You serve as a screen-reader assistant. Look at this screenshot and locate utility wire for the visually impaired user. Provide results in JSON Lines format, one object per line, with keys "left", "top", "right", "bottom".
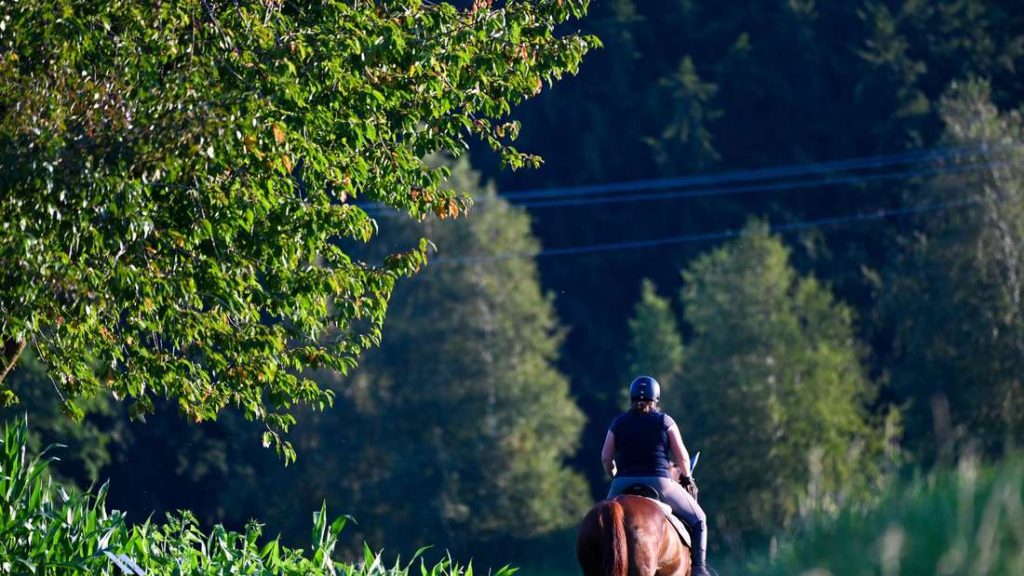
{"left": 357, "top": 143, "right": 1021, "bottom": 215}
{"left": 498, "top": 143, "right": 1011, "bottom": 201}
{"left": 432, "top": 193, "right": 1003, "bottom": 264}
{"left": 509, "top": 157, "right": 1019, "bottom": 209}
{"left": 360, "top": 145, "right": 1021, "bottom": 216}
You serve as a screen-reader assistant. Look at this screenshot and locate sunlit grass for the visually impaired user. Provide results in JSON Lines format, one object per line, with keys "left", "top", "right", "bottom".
{"left": 0, "top": 417, "right": 514, "bottom": 575}
{"left": 728, "top": 454, "right": 1024, "bottom": 576}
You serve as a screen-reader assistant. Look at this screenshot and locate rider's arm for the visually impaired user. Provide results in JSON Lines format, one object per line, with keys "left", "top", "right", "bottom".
{"left": 601, "top": 430, "right": 617, "bottom": 477}
{"left": 667, "top": 423, "right": 692, "bottom": 478}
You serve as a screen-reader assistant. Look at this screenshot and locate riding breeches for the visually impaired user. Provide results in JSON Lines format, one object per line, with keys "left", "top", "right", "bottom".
{"left": 607, "top": 476, "right": 709, "bottom": 569}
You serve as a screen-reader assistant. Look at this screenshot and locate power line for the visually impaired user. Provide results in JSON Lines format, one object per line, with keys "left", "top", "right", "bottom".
{"left": 497, "top": 143, "right": 1009, "bottom": 202}
{"left": 509, "top": 157, "right": 1018, "bottom": 209}
{"left": 360, "top": 145, "right": 1021, "bottom": 216}
{"left": 432, "top": 193, "right": 998, "bottom": 264}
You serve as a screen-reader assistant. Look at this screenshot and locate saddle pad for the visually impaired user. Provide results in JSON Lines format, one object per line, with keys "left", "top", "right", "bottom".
{"left": 653, "top": 500, "right": 692, "bottom": 548}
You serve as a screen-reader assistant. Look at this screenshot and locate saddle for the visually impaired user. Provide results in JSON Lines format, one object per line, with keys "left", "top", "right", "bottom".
{"left": 620, "top": 484, "right": 692, "bottom": 548}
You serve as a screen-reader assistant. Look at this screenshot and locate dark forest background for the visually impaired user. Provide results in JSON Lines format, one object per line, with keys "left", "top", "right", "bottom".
{"left": 6, "top": 0, "right": 1024, "bottom": 571}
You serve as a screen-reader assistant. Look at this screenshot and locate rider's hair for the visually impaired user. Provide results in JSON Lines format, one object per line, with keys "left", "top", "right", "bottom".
{"left": 631, "top": 399, "right": 659, "bottom": 414}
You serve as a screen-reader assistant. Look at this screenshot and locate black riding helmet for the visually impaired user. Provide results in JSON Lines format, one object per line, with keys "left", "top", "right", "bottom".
{"left": 629, "top": 375, "right": 660, "bottom": 403}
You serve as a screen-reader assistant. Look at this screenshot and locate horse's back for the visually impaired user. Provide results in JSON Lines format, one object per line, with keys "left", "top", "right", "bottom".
{"left": 577, "top": 495, "right": 690, "bottom": 576}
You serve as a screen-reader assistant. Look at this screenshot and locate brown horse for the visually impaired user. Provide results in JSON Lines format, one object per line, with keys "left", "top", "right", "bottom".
{"left": 576, "top": 494, "right": 691, "bottom": 576}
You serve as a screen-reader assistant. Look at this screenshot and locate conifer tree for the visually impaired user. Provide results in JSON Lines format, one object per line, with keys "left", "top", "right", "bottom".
{"left": 230, "top": 157, "right": 588, "bottom": 555}
{"left": 648, "top": 56, "right": 721, "bottom": 173}
{"left": 625, "top": 280, "right": 685, "bottom": 403}
{"left": 679, "top": 222, "right": 882, "bottom": 540}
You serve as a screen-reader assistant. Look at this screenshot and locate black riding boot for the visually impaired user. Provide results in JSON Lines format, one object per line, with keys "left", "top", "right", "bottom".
{"left": 691, "top": 565, "right": 712, "bottom": 576}
{"left": 689, "top": 516, "right": 711, "bottom": 576}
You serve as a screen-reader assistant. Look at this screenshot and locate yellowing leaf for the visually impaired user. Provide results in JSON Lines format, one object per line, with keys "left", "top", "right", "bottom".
{"left": 272, "top": 123, "right": 286, "bottom": 144}
{"left": 433, "top": 199, "right": 461, "bottom": 220}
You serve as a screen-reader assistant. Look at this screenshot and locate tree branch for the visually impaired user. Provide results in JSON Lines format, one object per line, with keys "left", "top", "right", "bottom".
{"left": 0, "top": 338, "right": 26, "bottom": 385}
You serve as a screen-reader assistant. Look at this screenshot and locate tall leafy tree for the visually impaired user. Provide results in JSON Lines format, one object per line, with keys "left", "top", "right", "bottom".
{"left": 885, "top": 79, "right": 1024, "bottom": 460}
{"left": 220, "top": 158, "right": 588, "bottom": 555}
{"left": 679, "top": 222, "right": 883, "bottom": 541}
{"left": 0, "top": 0, "right": 595, "bottom": 459}
{"left": 625, "top": 279, "right": 684, "bottom": 395}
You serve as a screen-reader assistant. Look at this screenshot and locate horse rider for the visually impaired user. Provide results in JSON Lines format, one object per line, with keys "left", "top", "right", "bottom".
{"left": 602, "top": 375, "right": 711, "bottom": 576}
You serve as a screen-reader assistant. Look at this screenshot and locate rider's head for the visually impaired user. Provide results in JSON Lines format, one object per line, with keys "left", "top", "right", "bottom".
{"left": 629, "top": 375, "right": 661, "bottom": 414}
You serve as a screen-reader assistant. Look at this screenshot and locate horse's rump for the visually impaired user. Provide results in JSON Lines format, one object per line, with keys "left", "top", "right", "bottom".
{"left": 577, "top": 495, "right": 691, "bottom": 576}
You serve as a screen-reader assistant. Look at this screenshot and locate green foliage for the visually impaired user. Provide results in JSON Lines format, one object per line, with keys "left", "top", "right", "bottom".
{"left": 727, "top": 455, "right": 1024, "bottom": 576}
{"left": 0, "top": 351, "right": 121, "bottom": 484}
{"left": 220, "top": 157, "right": 588, "bottom": 556}
{"left": 0, "top": 0, "right": 595, "bottom": 460}
{"left": 647, "top": 56, "right": 720, "bottom": 173}
{"left": 364, "top": 158, "right": 589, "bottom": 545}
{"left": 497, "top": 2, "right": 1024, "bottom": 500}
{"left": 625, "top": 279, "right": 684, "bottom": 394}
{"left": 678, "top": 221, "right": 887, "bottom": 540}
{"left": 5, "top": 0, "right": 1024, "bottom": 562}
{"left": 0, "top": 417, "right": 515, "bottom": 575}
{"left": 886, "top": 79, "right": 1024, "bottom": 460}
{"left": 856, "top": 0, "right": 1024, "bottom": 145}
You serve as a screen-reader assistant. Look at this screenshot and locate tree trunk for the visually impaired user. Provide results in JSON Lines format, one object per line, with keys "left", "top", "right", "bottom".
{"left": 0, "top": 338, "right": 26, "bottom": 385}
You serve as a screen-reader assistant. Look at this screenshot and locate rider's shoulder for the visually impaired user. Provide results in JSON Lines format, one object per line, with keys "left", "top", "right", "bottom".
{"left": 608, "top": 411, "right": 626, "bottom": 429}
{"left": 659, "top": 411, "right": 678, "bottom": 429}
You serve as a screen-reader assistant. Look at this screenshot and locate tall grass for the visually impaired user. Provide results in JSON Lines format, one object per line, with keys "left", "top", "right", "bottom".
{"left": 727, "top": 455, "right": 1024, "bottom": 576}
{"left": 0, "top": 417, "right": 514, "bottom": 575}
